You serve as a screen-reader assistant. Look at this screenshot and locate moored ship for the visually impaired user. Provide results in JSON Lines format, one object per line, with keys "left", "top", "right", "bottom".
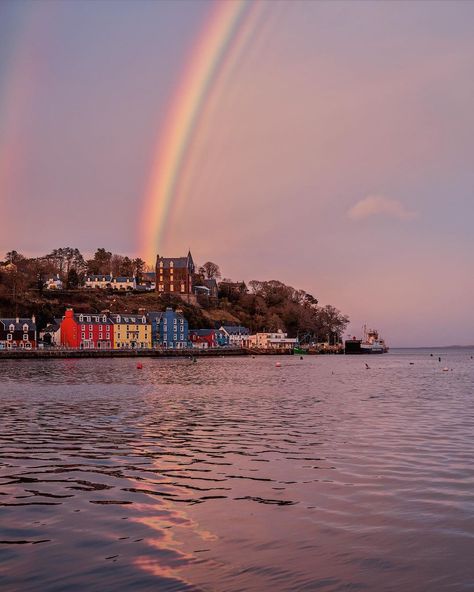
{"left": 345, "top": 326, "right": 388, "bottom": 354}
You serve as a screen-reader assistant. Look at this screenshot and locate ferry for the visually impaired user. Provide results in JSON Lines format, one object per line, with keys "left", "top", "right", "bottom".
{"left": 345, "top": 326, "right": 388, "bottom": 354}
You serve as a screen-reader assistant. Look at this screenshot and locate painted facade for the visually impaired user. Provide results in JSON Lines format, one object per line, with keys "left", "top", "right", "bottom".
{"left": 60, "top": 309, "right": 113, "bottom": 349}
{"left": 110, "top": 313, "right": 151, "bottom": 349}
{"left": 189, "top": 329, "right": 217, "bottom": 349}
{"left": 219, "top": 325, "right": 250, "bottom": 347}
{"left": 148, "top": 308, "right": 188, "bottom": 349}
{"left": 245, "top": 330, "right": 298, "bottom": 350}
{"left": 0, "top": 317, "right": 37, "bottom": 349}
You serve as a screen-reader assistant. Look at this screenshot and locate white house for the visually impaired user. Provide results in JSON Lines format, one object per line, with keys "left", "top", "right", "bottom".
{"left": 84, "top": 275, "right": 136, "bottom": 290}
{"left": 45, "top": 275, "right": 63, "bottom": 290}
{"left": 39, "top": 321, "right": 61, "bottom": 346}
{"left": 245, "top": 330, "right": 298, "bottom": 351}
{"left": 219, "top": 325, "right": 250, "bottom": 347}
{"left": 85, "top": 274, "right": 113, "bottom": 289}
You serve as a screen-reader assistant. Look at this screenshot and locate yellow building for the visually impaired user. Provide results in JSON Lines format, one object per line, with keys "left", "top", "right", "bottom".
{"left": 110, "top": 313, "right": 152, "bottom": 349}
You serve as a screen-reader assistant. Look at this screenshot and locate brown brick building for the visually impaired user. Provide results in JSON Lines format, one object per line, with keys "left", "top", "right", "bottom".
{"left": 155, "top": 251, "right": 195, "bottom": 295}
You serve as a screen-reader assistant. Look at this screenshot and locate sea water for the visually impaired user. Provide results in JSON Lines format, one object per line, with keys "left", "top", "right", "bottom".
{"left": 0, "top": 350, "right": 473, "bottom": 591}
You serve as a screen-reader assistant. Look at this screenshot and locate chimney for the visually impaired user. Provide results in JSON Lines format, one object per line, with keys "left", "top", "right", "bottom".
{"left": 31, "top": 314, "right": 36, "bottom": 324}
{"left": 16, "top": 316, "right": 19, "bottom": 324}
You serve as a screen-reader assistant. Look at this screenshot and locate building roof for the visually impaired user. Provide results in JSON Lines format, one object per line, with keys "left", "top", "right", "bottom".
{"left": 86, "top": 275, "right": 112, "bottom": 282}
{"left": 156, "top": 250, "right": 194, "bottom": 270}
{"left": 189, "top": 329, "right": 216, "bottom": 337}
{"left": 220, "top": 325, "right": 250, "bottom": 335}
{"left": 203, "top": 278, "right": 218, "bottom": 290}
{"left": 74, "top": 313, "right": 113, "bottom": 325}
{"left": 112, "top": 277, "right": 135, "bottom": 283}
{"left": 109, "top": 314, "right": 147, "bottom": 325}
{"left": 0, "top": 318, "right": 36, "bottom": 330}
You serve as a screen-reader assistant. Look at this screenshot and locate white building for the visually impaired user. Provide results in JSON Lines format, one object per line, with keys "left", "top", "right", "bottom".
{"left": 245, "top": 330, "right": 298, "bottom": 350}
{"left": 39, "top": 321, "right": 61, "bottom": 346}
{"left": 219, "top": 325, "right": 250, "bottom": 347}
{"left": 45, "top": 275, "right": 63, "bottom": 290}
{"left": 84, "top": 275, "right": 136, "bottom": 290}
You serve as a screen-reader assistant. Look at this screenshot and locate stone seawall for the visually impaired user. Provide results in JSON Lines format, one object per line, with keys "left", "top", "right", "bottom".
{"left": 0, "top": 348, "right": 295, "bottom": 360}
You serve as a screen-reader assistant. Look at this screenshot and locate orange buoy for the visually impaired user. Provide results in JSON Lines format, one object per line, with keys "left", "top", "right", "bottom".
{"left": 276, "top": 362, "right": 281, "bottom": 368}
{"left": 137, "top": 362, "right": 143, "bottom": 369}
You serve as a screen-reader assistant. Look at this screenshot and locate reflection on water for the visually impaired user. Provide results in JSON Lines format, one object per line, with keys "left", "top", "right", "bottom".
{"left": 1, "top": 351, "right": 474, "bottom": 591}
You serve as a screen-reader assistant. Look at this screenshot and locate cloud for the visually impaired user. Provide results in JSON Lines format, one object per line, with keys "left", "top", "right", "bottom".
{"left": 347, "top": 195, "right": 417, "bottom": 221}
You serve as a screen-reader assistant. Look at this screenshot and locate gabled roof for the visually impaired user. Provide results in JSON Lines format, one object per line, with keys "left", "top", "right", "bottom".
{"left": 86, "top": 275, "right": 112, "bottom": 282}
{"left": 220, "top": 325, "right": 250, "bottom": 335}
{"left": 0, "top": 318, "right": 36, "bottom": 330}
{"left": 189, "top": 329, "right": 216, "bottom": 337}
{"left": 109, "top": 314, "right": 147, "bottom": 325}
{"left": 75, "top": 313, "right": 113, "bottom": 325}
{"left": 156, "top": 250, "right": 194, "bottom": 270}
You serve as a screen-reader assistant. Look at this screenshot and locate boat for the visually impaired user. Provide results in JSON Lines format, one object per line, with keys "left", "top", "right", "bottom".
{"left": 344, "top": 326, "right": 388, "bottom": 354}
{"left": 360, "top": 326, "right": 388, "bottom": 354}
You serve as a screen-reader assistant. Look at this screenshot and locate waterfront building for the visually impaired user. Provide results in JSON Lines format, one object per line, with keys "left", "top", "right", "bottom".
{"left": 60, "top": 309, "right": 113, "bottom": 349}
{"left": 148, "top": 308, "right": 188, "bottom": 349}
{"left": 155, "top": 251, "right": 195, "bottom": 295}
{"left": 189, "top": 329, "right": 218, "bottom": 349}
{"left": 109, "top": 313, "right": 151, "bottom": 349}
{"left": 0, "top": 316, "right": 37, "bottom": 349}
{"left": 219, "top": 325, "right": 250, "bottom": 347}
{"left": 245, "top": 330, "right": 298, "bottom": 350}
{"left": 39, "top": 320, "right": 61, "bottom": 346}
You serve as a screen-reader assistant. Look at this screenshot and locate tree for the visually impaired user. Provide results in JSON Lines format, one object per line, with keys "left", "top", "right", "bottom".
{"left": 198, "top": 261, "right": 221, "bottom": 280}
{"left": 119, "top": 256, "right": 134, "bottom": 277}
{"left": 133, "top": 258, "right": 146, "bottom": 282}
{"left": 66, "top": 268, "right": 79, "bottom": 289}
{"left": 4, "top": 250, "right": 25, "bottom": 265}
{"left": 87, "top": 248, "right": 112, "bottom": 275}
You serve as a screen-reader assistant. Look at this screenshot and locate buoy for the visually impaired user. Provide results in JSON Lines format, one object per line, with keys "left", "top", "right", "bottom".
{"left": 276, "top": 362, "right": 281, "bottom": 367}
{"left": 136, "top": 362, "right": 143, "bottom": 369}
{"left": 443, "top": 367, "right": 449, "bottom": 372}
{"left": 300, "top": 356, "right": 304, "bottom": 360}
{"left": 365, "top": 363, "right": 370, "bottom": 369}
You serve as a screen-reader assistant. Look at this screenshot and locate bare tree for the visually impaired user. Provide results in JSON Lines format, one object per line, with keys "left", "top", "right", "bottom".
{"left": 198, "top": 261, "right": 221, "bottom": 280}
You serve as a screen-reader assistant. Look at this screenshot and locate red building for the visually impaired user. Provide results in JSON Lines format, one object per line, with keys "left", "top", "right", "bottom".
{"left": 61, "top": 309, "right": 113, "bottom": 349}
{"left": 189, "top": 329, "right": 217, "bottom": 349}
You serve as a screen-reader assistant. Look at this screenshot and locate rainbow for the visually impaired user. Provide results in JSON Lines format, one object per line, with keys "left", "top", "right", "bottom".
{"left": 139, "top": 0, "right": 267, "bottom": 264}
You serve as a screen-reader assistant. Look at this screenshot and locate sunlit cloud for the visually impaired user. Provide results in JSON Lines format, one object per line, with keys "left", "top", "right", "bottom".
{"left": 348, "top": 195, "right": 417, "bottom": 221}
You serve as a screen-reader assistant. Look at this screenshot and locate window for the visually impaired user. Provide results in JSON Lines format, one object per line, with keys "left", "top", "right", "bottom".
{"left": 81, "top": 332, "right": 85, "bottom": 339}
{"left": 170, "top": 284, "right": 174, "bottom": 291}
{"left": 79, "top": 315, "right": 84, "bottom": 322}
{"left": 99, "top": 333, "right": 103, "bottom": 339}
{"left": 170, "top": 261, "right": 173, "bottom": 267}
{"left": 159, "top": 261, "right": 163, "bottom": 267}
{"left": 173, "top": 319, "right": 177, "bottom": 325}
{"left": 9, "top": 324, "right": 14, "bottom": 332}
{"left": 99, "top": 325, "right": 103, "bottom": 331}
{"left": 23, "top": 324, "right": 29, "bottom": 332}
{"left": 23, "top": 334, "right": 28, "bottom": 341}
{"left": 89, "top": 325, "right": 93, "bottom": 331}
{"left": 7, "top": 334, "right": 12, "bottom": 341}
{"left": 87, "top": 316, "right": 91, "bottom": 322}
{"left": 103, "top": 315, "right": 107, "bottom": 322}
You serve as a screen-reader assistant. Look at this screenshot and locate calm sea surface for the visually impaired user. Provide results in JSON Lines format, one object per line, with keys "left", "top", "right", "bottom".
{"left": 0, "top": 350, "right": 473, "bottom": 591}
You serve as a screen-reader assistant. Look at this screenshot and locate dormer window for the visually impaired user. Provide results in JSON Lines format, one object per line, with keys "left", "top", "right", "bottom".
{"left": 23, "top": 324, "right": 28, "bottom": 332}
{"left": 87, "top": 316, "right": 91, "bottom": 322}
{"left": 142, "top": 316, "right": 146, "bottom": 323}
{"left": 102, "top": 315, "right": 106, "bottom": 322}
{"left": 159, "top": 261, "right": 163, "bottom": 267}
{"left": 116, "top": 315, "right": 121, "bottom": 323}
{"left": 9, "top": 324, "right": 14, "bottom": 332}
{"left": 170, "top": 261, "right": 173, "bottom": 267}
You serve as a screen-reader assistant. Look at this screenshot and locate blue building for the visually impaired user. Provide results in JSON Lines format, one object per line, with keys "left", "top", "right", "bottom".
{"left": 148, "top": 308, "right": 189, "bottom": 349}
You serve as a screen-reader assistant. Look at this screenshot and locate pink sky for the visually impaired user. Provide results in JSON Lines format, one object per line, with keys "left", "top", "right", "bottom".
{"left": 0, "top": 0, "right": 473, "bottom": 346}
